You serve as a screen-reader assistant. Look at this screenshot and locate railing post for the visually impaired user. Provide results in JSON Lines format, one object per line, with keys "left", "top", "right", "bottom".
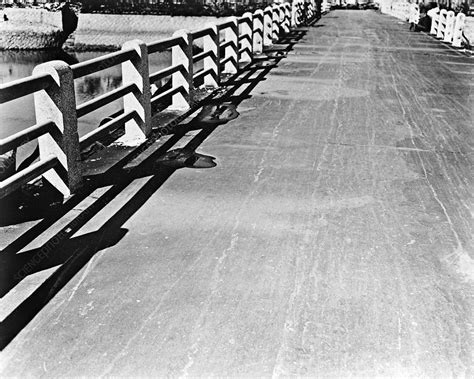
{"left": 430, "top": 8, "right": 439, "bottom": 35}
{"left": 437, "top": 9, "right": 447, "bottom": 39}
{"left": 443, "top": 11, "right": 455, "bottom": 43}
{"left": 272, "top": 5, "right": 280, "bottom": 41}
{"left": 240, "top": 12, "right": 253, "bottom": 64}
{"left": 306, "top": 0, "right": 313, "bottom": 21}
{"left": 452, "top": 12, "right": 466, "bottom": 48}
{"left": 223, "top": 17, "right": 239, "bottom": 74}
{"left": 120, "top": 39, "right": 152, "bottom": 144}
{"left": 253, "top": 9, "right": 264, "bottom": 55}
{"left": 33, "top": 60, "right": 82, "bottom": 197}
{"left": 264, "top": 6, "right": 273, "bottom": 46}
{"left": 292, "top": 0, "right": 301, "bottom": 27}
{"left": 322, "top": 0, "right": 329, "bottom": 13}
{"left": 284, "top": 3, "right": 292, "bottom": 32}
{"left": 171, "top": 29, "right": 193, "bottom": 110}
{"left": 203, "top": 23, "right": 220, "bottom": 87}
{"left": 279, "top": 4, "right": 288, "bottom": 34}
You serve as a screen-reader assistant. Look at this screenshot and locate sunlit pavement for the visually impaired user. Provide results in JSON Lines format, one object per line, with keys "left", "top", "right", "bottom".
{"left": 1, "top": 10, "right": 472, "bottom": 377}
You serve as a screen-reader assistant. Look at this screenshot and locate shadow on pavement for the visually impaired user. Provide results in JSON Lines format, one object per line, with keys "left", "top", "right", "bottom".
{"left": 0, "top": 22, "right": 318, "bottom": 350}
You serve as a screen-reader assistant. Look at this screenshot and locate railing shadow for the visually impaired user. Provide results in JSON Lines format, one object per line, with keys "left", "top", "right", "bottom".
{"left": 0, "top": 25, "right": 312, "bottom": 350}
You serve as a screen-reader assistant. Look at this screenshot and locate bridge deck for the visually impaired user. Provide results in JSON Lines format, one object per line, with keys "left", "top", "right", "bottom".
{"left": 1, "top": 10, "right": 473, "bottom": 377}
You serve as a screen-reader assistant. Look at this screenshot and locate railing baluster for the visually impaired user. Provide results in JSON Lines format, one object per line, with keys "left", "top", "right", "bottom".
{"left": 119, "top": 39, "right": 152, "bottom": 145}
{"left": 240, "top": 12, "right": 254, "bottom": 64}
{"left": 443, "top": 11, "right": 455, "bottom": 43}
{"left": 171, "top": 30, "right": 194, "bottom": 110}
{"left": 279, "top": 5, "right": 287, "bottom": 35}
{"left": 452, "top": 12, "right": 465, "bottom": 48}
{"left": 253, "top": 10, "right": 264, "bottom": 55}
{"left": 203, "top": 24, "right": 220, "bottom": 87}
{"left": 264, "top": 7, "right": 273, "bottom": 46}
{"left": 272, "top": 5, "right": 280, "bottom": 41}
{"left": 284, "top": 3, "right": 292, "bottom": 33}
{"left": 33, "top": 60, "right": 82, "bottom": 197}
{"left": 223, "top": 17, "right": 239, "bottom": 75}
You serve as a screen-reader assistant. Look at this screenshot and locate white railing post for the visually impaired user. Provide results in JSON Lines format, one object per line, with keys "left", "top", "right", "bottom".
{"left": 278, "top": 5, "right": 284, "bottom": 35}
{"left": 240, "top": 12, "right": 254, "bottom": 63}
{"left": 171, "top": 29, "right": 193, "bottom": 110}
{"left": 443, "top": 11, "right": 455, "bottom": 43}
{"left": 322, "top": 0, "right": 329, "bottom": 13}
{"left": 120, "top": 39, "right": 152, "bottom": 144}
{"left": 430, "top": 8, "right": 439, "bottom": 35}
{"left": 307, "top": 0, "right": 314, "bottom": 20}
{"left": 280, "top": 4, "right": 289, "bottom": 34}
{"left": 292, "top": 0, "right": 301, "bottom": 27}
{"left": 272, "top": 5, "right": 280, "bottom": 41}
{"left": 437, "top": 9, "right": 447, "bottom": 39}
{"left": 203, "top": 23, "right": 220, "bottom": 87}
{"left": 33, "top": 60, "right": 82, "bottom": 197}
{"left": 264, "top": 6, "right": 273, "bottom": 46}
{"left": 253, "top": 9, "right": 264, "bottom": 55}
{"left": 291, "top": 1, "right": 297, "bottom": 27}
{"left": 452, "top": 12, "right": 466, "bottom": 48}
{"left": 283, "top": 3, "right": 291, "bottom": 33}
{"left": 223, "top": 17, "right": 239, "bottom": 74}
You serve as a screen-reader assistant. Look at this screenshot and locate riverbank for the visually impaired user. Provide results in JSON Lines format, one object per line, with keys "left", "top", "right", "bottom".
{"left": 0, "top": 25, "right": 65, "bottom": 50}
{"left": 0, "top": 10, "right": 63, "bottom": 50}
{"left": 0, "top": 9, "right": 220, "bottom": 50}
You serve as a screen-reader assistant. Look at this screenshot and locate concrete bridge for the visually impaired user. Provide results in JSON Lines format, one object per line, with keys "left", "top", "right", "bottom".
{"left": 0, "top": 6, "right": 473, "bottom": 378}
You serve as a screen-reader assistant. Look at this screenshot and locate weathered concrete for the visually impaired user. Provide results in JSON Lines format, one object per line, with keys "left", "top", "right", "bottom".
{"left": 0, "top": 10, "right": 473, "bottom": 377}
{"left": 33, "top": 60, "right": 82, "bottom": 196}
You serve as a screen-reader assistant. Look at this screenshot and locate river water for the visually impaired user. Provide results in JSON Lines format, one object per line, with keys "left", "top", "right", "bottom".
{"left": 0, "top": 49, "right": 171, "bottom": 143}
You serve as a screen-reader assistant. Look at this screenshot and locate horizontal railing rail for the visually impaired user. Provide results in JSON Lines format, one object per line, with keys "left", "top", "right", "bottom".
{"left": 193, "top": 50, "right": 215, "bottom": 63}
{"left": 0, "top": 0, "right": 317, "bottom": 201}
{"left": 0, "top": 156, "right": 61, "bottom": 199}
{"left": 216, "top": 19, "right": 234, "bottom": 30}
{"left": 71, "top": 48, "right": 137, "bottom": 79}
{"left": 76, "top": 83, "right": 138, "bottom": 118}
{"left": 191, "top": 27, "right": 214, "bottom": 40}
{"left": 151, "top": 85, "right": 185, "bottom": 107}
{"left": 79, "top": 110, "right": 138, "bottom": 150}
{"left": 0, "top": 121, "right": 55, "bottom": 155}
{"left": 0, "top": 73, "right": 54, "bottom": 104}
{"left": 150, "top": 63, "right": 185, "bottom": 84}
{"left": 147, "top": 35, "right": 184, "bottom": 54}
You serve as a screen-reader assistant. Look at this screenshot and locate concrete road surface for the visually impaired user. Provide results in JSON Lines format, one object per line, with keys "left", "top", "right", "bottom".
{"left": 1, "top": 10, "right": 473, "bottom": 377}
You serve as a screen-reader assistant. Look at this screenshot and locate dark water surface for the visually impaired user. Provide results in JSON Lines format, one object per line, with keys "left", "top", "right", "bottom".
{"left": 0, "top": 49, "right": 171, "bottom": 145}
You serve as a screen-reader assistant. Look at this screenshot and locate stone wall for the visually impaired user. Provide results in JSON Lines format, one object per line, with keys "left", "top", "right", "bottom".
{"left": 0, "top": 28, "right": 64, "bottom": 50}
{"left": 3, "top": 8, "right": 62, "bottom": 28}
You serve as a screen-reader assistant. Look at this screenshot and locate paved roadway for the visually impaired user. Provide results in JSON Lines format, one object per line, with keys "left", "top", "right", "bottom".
{"left": 1, "top": 10, "right": 473, "bottom": 377}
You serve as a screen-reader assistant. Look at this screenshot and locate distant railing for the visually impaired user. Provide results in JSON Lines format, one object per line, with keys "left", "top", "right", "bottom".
{"left": 0, "top": 0, "right": 317, "bottom": 200}
{"left": 383, "top": 3, "right": 467, "bottom": 48}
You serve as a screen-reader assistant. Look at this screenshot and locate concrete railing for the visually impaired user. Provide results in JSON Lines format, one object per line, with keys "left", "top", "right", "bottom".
{"left": 382, "top": 2, "right": 467, "bottom": 49}
{"left": 321, "top": 0, "right": 331, "bottom": 14}
{"left": 429, "top": 9, "right": 466, "bottom": 48}
{"left": 436, "top": 9, "right": 449, "bottom": 39}
{"left": 0, "top": 0, "right": 317, "bottom": 200}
